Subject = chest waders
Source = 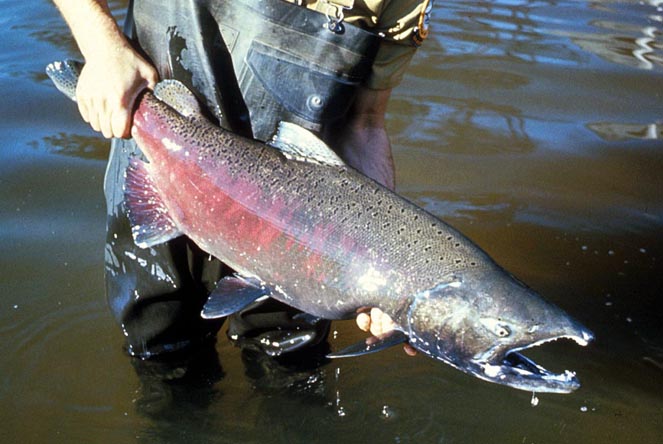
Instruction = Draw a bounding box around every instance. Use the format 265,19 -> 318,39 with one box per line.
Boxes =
104,0 -> 380,359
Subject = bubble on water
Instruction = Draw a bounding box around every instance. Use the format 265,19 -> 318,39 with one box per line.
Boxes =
13,304 -> 18,310
581,245 -> 588,251
639,248 -> 647,254
580,405 -> 588,412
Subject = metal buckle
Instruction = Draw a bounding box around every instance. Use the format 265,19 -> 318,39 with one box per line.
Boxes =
322,0 -> 350,34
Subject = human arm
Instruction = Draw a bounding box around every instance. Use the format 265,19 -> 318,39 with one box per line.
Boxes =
52,0 -> 158,138
327,86 -> 396,190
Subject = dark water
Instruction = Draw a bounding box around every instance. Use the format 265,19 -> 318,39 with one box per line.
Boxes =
2,1 -> 662,442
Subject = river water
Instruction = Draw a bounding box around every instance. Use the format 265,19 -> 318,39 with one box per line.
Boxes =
1,1 -> 662,443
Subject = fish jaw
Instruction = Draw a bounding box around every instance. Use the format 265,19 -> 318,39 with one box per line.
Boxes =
467,327 -> 593,393
405,275 -> 594,393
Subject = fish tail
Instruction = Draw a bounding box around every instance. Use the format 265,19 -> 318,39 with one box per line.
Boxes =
45,60 -> 82,102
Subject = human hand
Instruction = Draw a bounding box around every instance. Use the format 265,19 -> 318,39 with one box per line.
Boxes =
356,307 -> 417,356
76,45 -> 158,139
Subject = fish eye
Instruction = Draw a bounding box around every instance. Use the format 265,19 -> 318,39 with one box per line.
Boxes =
495,324 -> 511,337
480,318 -> 512,338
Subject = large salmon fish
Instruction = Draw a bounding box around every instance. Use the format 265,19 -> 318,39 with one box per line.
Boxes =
47,60 -> 593,393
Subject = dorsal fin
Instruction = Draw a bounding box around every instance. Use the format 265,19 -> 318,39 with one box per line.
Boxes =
268,122 -> 345,167
153,80 -> 202,118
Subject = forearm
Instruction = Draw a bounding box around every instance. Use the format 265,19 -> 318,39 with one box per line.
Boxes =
328,87 -> 396,190
52,0 -> 128,61
52,0 -> 158,139
338,121 -> 395,191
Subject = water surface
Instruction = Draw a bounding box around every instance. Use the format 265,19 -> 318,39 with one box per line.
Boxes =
2,1 -> 662,443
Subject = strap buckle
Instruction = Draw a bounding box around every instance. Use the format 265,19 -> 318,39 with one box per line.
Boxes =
321,0 -> 351,34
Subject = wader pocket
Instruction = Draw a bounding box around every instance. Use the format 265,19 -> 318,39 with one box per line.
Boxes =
133,0 -> 380,141
246,41 -> 358,125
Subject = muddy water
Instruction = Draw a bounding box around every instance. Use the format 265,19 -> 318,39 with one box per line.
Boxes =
2,1 -> 662,443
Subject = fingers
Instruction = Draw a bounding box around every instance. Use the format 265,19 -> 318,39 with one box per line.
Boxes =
76,92 -> 117,139
369,307 -> 396,337
356,307 -> 396,336
111,106 -> 132,139
356,312 -> 371,332
355,307 -> 417,357
403,344 -> 417,356
75,48 -> 159,139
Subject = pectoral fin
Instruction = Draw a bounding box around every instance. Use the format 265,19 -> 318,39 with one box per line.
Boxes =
124,157 -> 183,248
327,330 -> 409,358
201,275 -> 271,319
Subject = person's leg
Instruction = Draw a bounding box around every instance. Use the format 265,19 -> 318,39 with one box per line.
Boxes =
104,137 -> 225,358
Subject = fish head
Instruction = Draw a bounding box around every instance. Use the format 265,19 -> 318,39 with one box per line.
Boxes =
405,272 -> 594,393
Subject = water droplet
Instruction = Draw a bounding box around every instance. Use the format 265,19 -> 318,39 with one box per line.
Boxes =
530,392 -> 539,407
381,404 -> 397,419
580,405 -> 588,412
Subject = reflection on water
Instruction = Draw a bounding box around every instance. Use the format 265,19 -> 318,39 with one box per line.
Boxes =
570,1 -> 663,71
588,120 -> 663,141
2,0 -> 663,443
28,133 -> 111,161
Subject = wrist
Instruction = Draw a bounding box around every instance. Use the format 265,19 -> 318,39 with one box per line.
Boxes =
54,0 -> 130,63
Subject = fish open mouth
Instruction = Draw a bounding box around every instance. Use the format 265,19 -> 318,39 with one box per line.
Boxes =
472,332 -> 593,394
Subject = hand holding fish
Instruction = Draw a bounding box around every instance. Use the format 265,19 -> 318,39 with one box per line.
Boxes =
357,308 -> 417,356
52,0 -> 158,139
76,47 -> 157,139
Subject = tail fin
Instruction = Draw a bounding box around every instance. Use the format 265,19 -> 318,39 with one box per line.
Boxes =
45,60 -> 82,102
